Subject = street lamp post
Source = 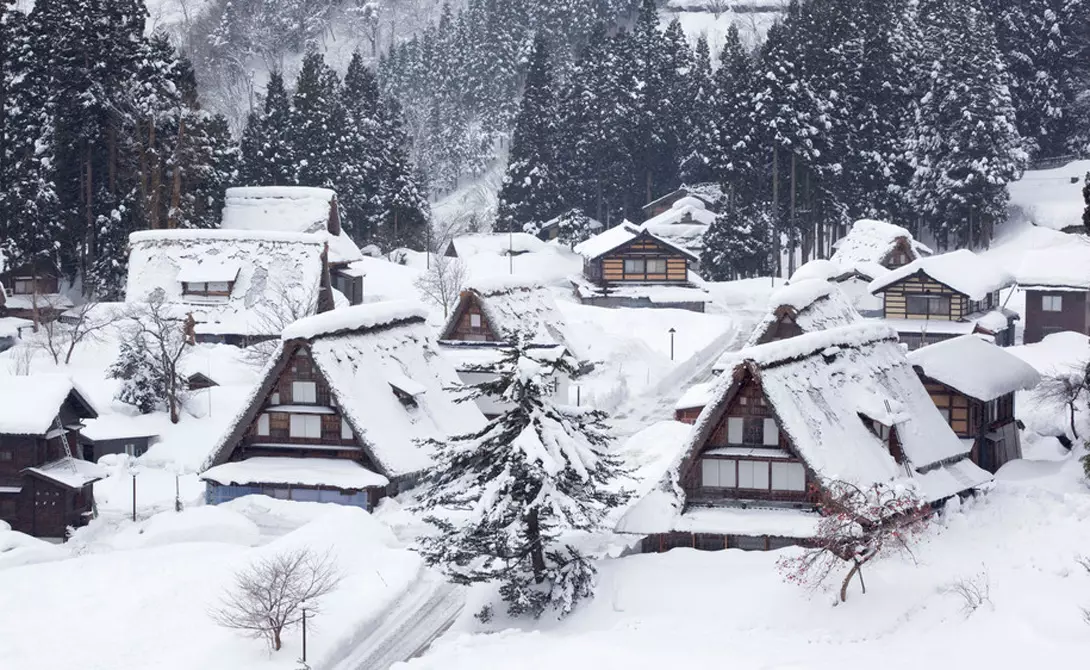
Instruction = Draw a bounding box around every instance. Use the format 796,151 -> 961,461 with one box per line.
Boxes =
668,327 -> 676,361
300,602 -> 309,664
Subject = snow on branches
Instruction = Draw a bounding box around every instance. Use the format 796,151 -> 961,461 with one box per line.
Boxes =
777,480 -> 930,602
415,339 -> 630,619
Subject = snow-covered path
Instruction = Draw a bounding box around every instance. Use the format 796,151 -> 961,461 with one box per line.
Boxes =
328,573 -> 465,670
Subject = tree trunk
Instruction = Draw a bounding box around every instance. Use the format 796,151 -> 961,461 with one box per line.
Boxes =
772,146 -> 780,278
839,559 -> 863,602
1070,402 -> 1080,440
525,508 -> 547,584
272,626 -> 282,651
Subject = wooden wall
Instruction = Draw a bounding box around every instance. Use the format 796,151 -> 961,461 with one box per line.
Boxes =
882,273 -> 967,320
1023,289 -> 1090,344
445,295 -> 498,342
0,430 -> 92,539
596,237 -> 689,284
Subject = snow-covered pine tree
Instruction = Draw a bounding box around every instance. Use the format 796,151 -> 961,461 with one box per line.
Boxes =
291,52 -> 344,188
495,34 -> 566,234
108,337 -> 167,414
238,71 -> 295,186
417,342 -> 631,619
338,51 -> 385,242
711,24 -> 760,206
377,97 -> 431,250
553,208 -> 596,247
679,34 -> 716,184
701,200 -> 773,281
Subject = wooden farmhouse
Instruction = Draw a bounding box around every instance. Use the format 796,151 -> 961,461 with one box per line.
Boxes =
640,183 -> 723,221
829,219 -> 931,271
220,186 -> 366,305
199,302 -> 485,508
571,223 -> 710,312
126,229 -> 334,346
0,376 -> 104,540
617,323 -> 991,553
1016,247 -> 1090,344
438,278 -> 576,418
0,255 -> 73,322
79,414 -> 161,462
908,336 -> 1040,473
868,249 -> 1018,350
640,195 -> 717,256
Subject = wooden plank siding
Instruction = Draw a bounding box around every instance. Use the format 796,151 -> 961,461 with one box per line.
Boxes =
596,237 -> 690,284
444,294 -> 498,342
881,273 -> 967,320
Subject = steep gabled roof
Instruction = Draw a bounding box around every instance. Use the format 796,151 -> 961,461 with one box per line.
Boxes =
830,219 -> 931,268
126,229 -> 328,337
907,335 -> 1041,401
743,279 -> 862,347
0,375 -> 97,436
439,277 -> 575,351
641,183 -> 723,214
573,222 -> 698,262
202,301 -> 484,479
220,186 -> 362,265
693,323 -> 990,503
868,249 -> 1015,301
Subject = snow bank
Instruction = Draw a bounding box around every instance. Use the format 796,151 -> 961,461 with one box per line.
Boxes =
111,506 -> 261,549
908,335 -> 1041,401
0,374 -> 74,435
0,528 -> 66,571
281,300 -> 427,341
201,457 -> 390,490
869,249 -> 1014,300
1007,159 -> 1090,231
446,232 -> 547,258
789,259 -> 840,283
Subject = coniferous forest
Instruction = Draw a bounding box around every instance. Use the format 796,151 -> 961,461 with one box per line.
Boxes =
2,0 -> 1090,295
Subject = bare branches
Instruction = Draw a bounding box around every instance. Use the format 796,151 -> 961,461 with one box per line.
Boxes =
777,481 -> 930,602
118,295 -> 190,423
944,570 -> 992,617
211,548 -> 341,652
414,254 -> 467,318
1035,364 -> 1089,441
241,274 -> 319,368
31,300 -> 123,365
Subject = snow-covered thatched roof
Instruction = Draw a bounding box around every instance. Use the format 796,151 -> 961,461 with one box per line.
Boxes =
220,186 -> 362,265
907,335 -> 1041,401
869,249 -> 1015,301
641,183 -> 723,213
0,375 -> 96,436
126,230 -> 328,337
203,302 -> 484,479
700,323 -> 990,502
440,278 -> 576,352
1015,245 -> 1090,290
830,219 -> 931,268
741,279 -> 862,348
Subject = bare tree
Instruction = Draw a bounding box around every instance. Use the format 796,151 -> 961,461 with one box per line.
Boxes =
777,481 -> 930,602
1078,556 -> 1090,625
212,549 -> 341,652
944,569 -> 992,617
414,254 -> 467,318
33,300 -> 122,365
242,275 -> 320,368
1035,365 -> 1089,442
121,294 -> 190,423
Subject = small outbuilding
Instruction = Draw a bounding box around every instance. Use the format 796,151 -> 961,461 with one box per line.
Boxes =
1016,246 -> 1090,344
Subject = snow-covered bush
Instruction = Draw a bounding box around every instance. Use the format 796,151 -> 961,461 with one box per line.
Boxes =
416,340 -> 631,619
777,481 -> 930,602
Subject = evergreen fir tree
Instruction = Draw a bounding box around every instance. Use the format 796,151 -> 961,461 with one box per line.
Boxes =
291,52 -> 344,187
238,71 -> 295,186
108,337 -> 166,414
417,342 -> 630,619
338,51 -> 385,242
702,201 -> 773,281
679,34 -> 716,184
495,34 -> 566,233
711,25 -> 760,207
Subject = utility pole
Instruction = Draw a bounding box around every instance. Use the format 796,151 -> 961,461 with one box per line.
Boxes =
772,146 -> 780,280
789,152 -> 798,276
509,228 -> 513,275
669,327 -> 676,361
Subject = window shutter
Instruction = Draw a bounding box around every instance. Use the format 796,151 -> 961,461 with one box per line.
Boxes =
763,418 -> 779,446
727,417 -> 743,444
289,414 -> 305,437
719,459 -> 737,487
306,415 -> 321,438
341,417 -> 353,440
257,413 -> 270,436
701,459 -> 719,487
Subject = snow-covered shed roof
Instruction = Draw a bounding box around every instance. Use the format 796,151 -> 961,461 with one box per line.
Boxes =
573,222 -> 698,262
741,279 -> 862,348
201,456 -> 389,490
24,458 -> 106,490
698,323 -> 990,502
445,232 -> 548,258
203,301 -> 484,479
220,186 -> 362,265
439,277 -> 575,351
1007,160 -> 1090,232
830,219 -> 931,268
868,249 -> 1015,301
1015,245 -> 1090,290
0,375 -> 97,436
907,335 -> 1041,401
126,230 -> 328,336
641,183 -> 723,213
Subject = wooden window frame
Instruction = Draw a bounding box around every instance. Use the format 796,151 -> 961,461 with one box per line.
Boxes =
182,281 -> 234,298
1042,295 -> 1064,312
906,293 -> 951,317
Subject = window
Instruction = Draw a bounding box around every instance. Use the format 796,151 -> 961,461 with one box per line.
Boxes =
269,412 -> 289,437
738,460 -> 769,489
1042,295 -> 1063,312
13,278 -> 35,294
292,381 -> 317,404
701,458 -> 737,488
624,259 -> 645,274
646,258 -> 667,274
725,416 -> 776,446
289,414 -> 321,438
0,450 -> 11,462
270,391 -> 280,404
906,294 -> 951,317
341,418 -> 353,440
771,462 -> 807,491
256,413 -> 270,436
291,488 -> 323,503
469,313 -> 482,328
938,407 -> 951,423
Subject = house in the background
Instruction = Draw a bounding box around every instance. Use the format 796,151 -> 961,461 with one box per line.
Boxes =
571,223 -> 710,312
617,323 -> 991,553
537,210 -> 604,242
640,183 -> 723,221
0,376 -> 103,540
126,229 -> 333,346
0,254 -> 73,322
1016,246 -> 1090,344
640,196 -> 717,257
200,302 -> 484,509
220,186 -> 366,305
79,414 -> 161,462
868,249 -> 1018,350
829,219 -> 931,271
438,278 -> 576,418
908,335 -> 1040,473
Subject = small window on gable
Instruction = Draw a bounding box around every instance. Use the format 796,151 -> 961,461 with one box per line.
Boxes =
292,381 -> 317,404
257,413 -> 270,436
341,418 -> 353,440
470,313 -> 482,328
